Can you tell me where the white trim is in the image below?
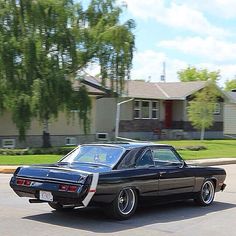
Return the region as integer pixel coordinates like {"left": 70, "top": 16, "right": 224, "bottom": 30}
{"left": 134, "top": 99, "right": 159, "bottom": 119}
{"left": 2, "top": 139, "right": 15, "bottom": 148}
{"left": 82, "top": 173, "right": 99, "bottom": 207}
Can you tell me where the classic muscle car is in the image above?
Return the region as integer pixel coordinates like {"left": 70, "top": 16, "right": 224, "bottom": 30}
{"left": 10, "top": 143, "right": 226, "bottom": 220}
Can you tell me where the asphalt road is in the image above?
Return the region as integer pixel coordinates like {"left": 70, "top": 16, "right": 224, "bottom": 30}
{"left": 1, "top": 165, "right": 236, "bottom": 236}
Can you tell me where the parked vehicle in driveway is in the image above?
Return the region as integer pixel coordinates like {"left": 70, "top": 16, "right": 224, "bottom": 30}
{"left": 10, "top": 142, "right": 226, "bottom": 220}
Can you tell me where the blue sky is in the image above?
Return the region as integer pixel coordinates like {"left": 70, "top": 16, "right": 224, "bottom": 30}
{"left": 87, "top": 0, "right": 236, "bottom": 87}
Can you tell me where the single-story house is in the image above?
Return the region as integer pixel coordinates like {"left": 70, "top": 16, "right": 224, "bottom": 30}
{"left": 95, "top": 79, "right": 230, "bottom": 140}
{"left": 224, "top": 90, "right": 236, "bottom": 137}
{"left": 0, "top": 78, "right": 106, "bottom": 148}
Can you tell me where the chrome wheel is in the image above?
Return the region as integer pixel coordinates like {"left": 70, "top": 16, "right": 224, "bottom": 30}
{"left": 195, "top": 179, "right": 215, "bottom": 206}
{"left": 201, "top": 181, "right": 215, "bottom": 204}
{"left": 117, "top": 188, "right": 136, "bottom": 215}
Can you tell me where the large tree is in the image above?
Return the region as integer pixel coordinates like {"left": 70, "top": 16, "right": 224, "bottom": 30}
{"left": 225, "top": 78, "right": 236, "bottom": 91}
{"left": 0, "top": 0, "right": 135, "bottom": 147}
{"left": 178, "top": 67, "right": 220, "bottom": 140}
{"left": 178, "top": 66, "right": 220, "bottom": 82}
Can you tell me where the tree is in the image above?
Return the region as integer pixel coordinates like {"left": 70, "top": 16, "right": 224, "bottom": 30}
{"left": 178, "top": 66, "right": 220, "bottom": 82}
{"left": 0, "top": 0, "right": 135, "bottom": 147}
{"left": 178, "top": 67, "right": 220, "bottom": 140}
{"left": 187, "top": 83, "right": 219, "bottom": 140}
{"left": 225, "top": 79, "right": 236, "bottom": 91}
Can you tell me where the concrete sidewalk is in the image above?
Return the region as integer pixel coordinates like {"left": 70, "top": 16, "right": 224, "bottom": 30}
{"left": 1, "top": 158, "right": 236, "bottom": 174}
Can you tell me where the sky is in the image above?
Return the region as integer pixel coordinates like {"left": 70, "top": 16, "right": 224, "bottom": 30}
{"left": 87, "top": 0, "right": 236, "bottom": 87}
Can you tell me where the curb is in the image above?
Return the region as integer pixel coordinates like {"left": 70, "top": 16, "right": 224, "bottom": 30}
{"left": 0, "top": 167, "right": 19, "bottom": 174}
{"left": 186, "top": 158, "right": 236, "bottom": 166}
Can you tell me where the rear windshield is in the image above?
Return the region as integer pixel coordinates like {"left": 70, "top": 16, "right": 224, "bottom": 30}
{"left": 61, "top": 145, "right": 124, "bottom": 167}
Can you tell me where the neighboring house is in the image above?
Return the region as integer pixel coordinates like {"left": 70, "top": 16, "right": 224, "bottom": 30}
{"left": 95, "top": 79, "right": 229, "bottom": 140}
{"left": 224, "top": 90, "right": 236, "bottom": 137}
{"left": 0, "top": 78, "right": 106, "bottom": 148}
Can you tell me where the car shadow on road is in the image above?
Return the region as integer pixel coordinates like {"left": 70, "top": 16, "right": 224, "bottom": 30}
{"left": 23, "top": 200, "right": 236, "bottom": 233}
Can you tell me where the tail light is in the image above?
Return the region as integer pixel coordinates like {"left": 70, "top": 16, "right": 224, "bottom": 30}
{"left": 59, "top": 184, "right": 78, "bottom": 192}
{"left": 68, "top": 185, "right": 78, "bottom": 192}
{"left": 16, "top": 178, "right": 24, "bottom": 185}
{"left": 59, "top": 184, "right": 69, "bottom": 191}
{"left": 16, "top": 178, "right": 31, "bottom": 186}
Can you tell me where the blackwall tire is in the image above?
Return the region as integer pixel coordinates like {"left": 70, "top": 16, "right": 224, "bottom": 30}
{"left": 195, "top": 180, "right": 215, "bottom": 206}
{"left": 106, "top": 188, "right": 138, "bottom": 220}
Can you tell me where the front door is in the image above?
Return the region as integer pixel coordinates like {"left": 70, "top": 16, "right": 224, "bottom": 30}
{"left": 165, "top": 100, "right": 173, "bottom": 128}
{"left": 151, "top": 146, "right": 195, "bottom": 196}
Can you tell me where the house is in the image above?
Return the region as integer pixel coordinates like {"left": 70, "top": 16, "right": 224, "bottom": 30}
{"left": 224, "top": 90, "right": 236, "bottom": 137}
{"left": 0, "top": 75, "right": 230, "bottom": 148}
{"left": 95, "top": 79, "right": 229, "bottom": 140}
{"left": 0, "top": 78, "right": 106, "bottom": 148}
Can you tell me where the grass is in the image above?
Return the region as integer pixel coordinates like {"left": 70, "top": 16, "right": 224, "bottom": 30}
{"left": 0, "top": 140, "right": 236, "bottom": 164}
{"left": 158, "top": 140, "right": 236, "bottom": 160}
{"left": 0, "top": 155, "right": 61, "bottom": 165}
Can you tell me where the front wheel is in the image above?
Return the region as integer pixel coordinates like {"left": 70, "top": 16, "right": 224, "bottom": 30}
{"left": 48, "top": 202, "right": 75, "bottom": 211}
{"left": 195, "top": 180, "right": 215, "bottom": 206}
{"left": 106, "top": 188, "right": 138, "bottom": 220}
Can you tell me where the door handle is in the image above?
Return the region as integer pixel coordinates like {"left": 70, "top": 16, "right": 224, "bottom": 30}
{"left": 159, "top": 171, "right": 166, "bottom": 176}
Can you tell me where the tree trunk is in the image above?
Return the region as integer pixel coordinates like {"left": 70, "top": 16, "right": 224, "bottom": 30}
{"left": 42, "top": 119, "right": 51, "bottom": 148}
{"left": 200, "top": 124, "right": 205, "bottom": 141}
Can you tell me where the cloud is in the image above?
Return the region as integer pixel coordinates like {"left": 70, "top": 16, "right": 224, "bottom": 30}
{"left": 158, "top": 36, "right": 236, "bottom": 62}
{"left": 130, "top": 50, "right": 236, "bottom": 86}
{"left": 124, "top": 0, "right": 230, "bottom": 37}
{"left": 178, "top": 0, "right": 236, "bottom": 19}
{"left": 131, "top": 50, "right": 187, "bottom": 82}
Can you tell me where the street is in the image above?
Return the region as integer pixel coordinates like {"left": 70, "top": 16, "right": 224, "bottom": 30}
{"left": 1, "top": 165, "right": 236, "bottom": 236}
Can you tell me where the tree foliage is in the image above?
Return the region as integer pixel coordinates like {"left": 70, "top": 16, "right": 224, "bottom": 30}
{"left": 224, "top": 79, "right": 236, "bottom": 91}
{"left": 178, "top": 67, "right": 221, "bottom": 140}
{"left": 188, "top": 83, "right": 220, "bottom": 140}
{"left": 0, "top": 0, "right": 135, "bottom": 145}
{"left": 178, "top": 66, "right": 220, "bottom": 82}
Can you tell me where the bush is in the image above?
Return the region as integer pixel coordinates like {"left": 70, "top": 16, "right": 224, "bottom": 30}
{"left": 0, "top": 146, "right": 76, "bottom": 156}
{"left": 176, "top": 145, "right": 207, "bottom": 151}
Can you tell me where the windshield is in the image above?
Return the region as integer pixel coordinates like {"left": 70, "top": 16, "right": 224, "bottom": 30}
{"left": 61, "top": 145, "right": 124, "bottom": 167}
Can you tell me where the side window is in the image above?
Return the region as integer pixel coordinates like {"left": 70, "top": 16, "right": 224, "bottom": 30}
{"left": 136, "top": 149, "right": 154, "bottom": 168}
{"left": 117, "top": 148, "right": 141, "bottom": 169}
{"left": 152, "top": 148, "right": 181, "bottom": 166}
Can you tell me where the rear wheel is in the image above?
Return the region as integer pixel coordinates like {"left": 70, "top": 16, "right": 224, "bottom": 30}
{"left": 48, "top": 202, "right": 75, "bottom": 211}
{"left": 195, "top": 180, "right": 215, "bottom": 206}
{"left": 106, "top": 188, "right": 138, "bottom": 220}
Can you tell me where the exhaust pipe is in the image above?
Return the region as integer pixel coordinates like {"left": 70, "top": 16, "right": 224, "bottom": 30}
{"left": 29, "top": 199, "right": 44, "bottom": 203}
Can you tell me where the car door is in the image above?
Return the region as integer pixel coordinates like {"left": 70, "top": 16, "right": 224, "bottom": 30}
{"left": 151, "top": 146, "right": 195, "bottom": 196}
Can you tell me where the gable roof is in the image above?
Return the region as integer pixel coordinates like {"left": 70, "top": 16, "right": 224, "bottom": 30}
{"left": 72, "top": 78, "right": 106, "bottom": 96}
{"left": 125, "top": 80, "right": 207, "bottom": 100}
{"left": 77, "top": 74, "right": 228, "bottom": 101}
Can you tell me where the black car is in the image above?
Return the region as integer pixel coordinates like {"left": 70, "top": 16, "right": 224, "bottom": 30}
{"left": 10, "top": 143, "right": 226, "bottom": 220}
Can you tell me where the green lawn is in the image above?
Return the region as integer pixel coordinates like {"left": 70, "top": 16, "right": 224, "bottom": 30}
{"left": 0, "top": 155, "right": 61, "bottom": 165}
{"left": 0, "top": 140, "right": 236, "bottom": 165}
{"left": 158, "top": 140, "right": 236, "bottom": 160}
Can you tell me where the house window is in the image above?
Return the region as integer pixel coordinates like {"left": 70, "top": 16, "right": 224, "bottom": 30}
{"left": 2, "top": 139, "right": 15, "bottom": 148}
{"left": 141, "top": 101, "right": 150, "bottom": 118}
{"left": 152, "top": 101, "right": 158, "bottom": 119}
{"left": 134, "top": 100, "right": 159, "bottom": 119}
{"left": 213, "top": 103, "right": 221, "bottom": 115}
{"left": 65, "top": 137, "right": 77, "bottom": 146}
{"left": 134, "top": 100, "right": 141, "bottom": 119}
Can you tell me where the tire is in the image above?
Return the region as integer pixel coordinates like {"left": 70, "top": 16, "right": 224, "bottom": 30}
{"left": 195, "top": 179, "right": 215, "bottom": 206}
{"left": 105, "top": 188, "right": 138, "bottom": 220}
{"left": 48, "top": 202, "right": 75, "bottom": 211}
